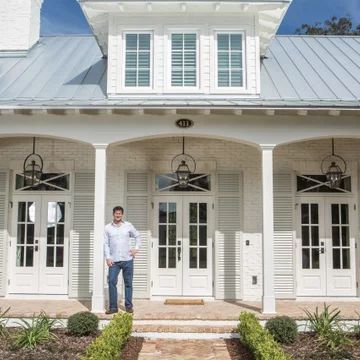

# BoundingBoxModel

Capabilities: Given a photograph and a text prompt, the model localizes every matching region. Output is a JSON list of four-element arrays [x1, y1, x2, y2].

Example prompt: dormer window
[[216, 32, 244, 89], [124, 32, 152, 88], [169, 32, 198, 90]]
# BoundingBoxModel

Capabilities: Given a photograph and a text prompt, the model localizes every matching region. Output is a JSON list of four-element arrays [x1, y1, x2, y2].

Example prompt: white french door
[[296, 197, 357, 296], [152, 196, 213, 296], [9, 195, 70, 295]]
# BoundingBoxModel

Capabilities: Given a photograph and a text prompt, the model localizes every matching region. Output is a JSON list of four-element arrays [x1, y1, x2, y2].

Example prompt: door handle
[[35, 239, 39, 252], [177, 240, 181, 261]]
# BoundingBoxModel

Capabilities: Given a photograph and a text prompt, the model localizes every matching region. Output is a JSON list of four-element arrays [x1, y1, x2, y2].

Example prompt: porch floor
[[1, 299, 360, 320]]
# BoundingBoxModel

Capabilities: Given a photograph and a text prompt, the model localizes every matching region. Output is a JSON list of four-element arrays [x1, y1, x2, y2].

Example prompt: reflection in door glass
[[301, 203, 319, 269]]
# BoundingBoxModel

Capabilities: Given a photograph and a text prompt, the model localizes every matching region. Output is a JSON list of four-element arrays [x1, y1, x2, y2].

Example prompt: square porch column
[[91, 144, 108, 313], [261, 144, 276, 314]]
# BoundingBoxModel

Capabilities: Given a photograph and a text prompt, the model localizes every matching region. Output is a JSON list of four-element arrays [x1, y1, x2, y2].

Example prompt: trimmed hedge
[[238, 312, 291, 360], [81, 312, 133, 360], [265, 316, 298, 344], [67, 311, 99, 336]]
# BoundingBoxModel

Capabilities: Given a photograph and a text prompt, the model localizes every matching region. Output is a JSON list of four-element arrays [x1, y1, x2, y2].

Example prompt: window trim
[[122, 30, 154, 91], [212, 30, 247, 94], [165, 27, 201, 93]]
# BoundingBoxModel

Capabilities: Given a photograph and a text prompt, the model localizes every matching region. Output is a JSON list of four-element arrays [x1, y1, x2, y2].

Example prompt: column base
[[91, 294, 105, 313], [262, 295, 276, 315]]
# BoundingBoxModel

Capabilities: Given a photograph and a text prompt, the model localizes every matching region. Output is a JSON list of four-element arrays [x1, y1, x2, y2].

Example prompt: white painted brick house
[[0, 0, 360, 314]]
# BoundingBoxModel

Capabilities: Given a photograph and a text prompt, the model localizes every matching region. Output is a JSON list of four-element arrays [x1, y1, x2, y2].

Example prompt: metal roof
[[0, 35, 360, 108]]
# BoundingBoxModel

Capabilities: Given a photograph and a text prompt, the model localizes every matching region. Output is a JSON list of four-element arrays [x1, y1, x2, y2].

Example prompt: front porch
[[1, 299, 360, 321]]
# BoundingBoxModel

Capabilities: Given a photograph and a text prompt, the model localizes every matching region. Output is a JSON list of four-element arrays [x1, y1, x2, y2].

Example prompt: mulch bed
[[226, 334, 360, 360], [121, 337, 144, 360], [0, 329, 96, 360]]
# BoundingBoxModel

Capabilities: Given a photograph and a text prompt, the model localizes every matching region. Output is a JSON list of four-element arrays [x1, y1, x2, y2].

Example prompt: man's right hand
[[106, 258, 113, 267]]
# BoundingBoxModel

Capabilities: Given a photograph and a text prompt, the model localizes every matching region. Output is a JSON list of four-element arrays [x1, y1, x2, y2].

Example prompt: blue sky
[[41, 0, 360, 35]]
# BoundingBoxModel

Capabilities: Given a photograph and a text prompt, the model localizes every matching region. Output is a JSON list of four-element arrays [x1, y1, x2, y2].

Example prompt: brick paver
[[138, 339, 231, 360]]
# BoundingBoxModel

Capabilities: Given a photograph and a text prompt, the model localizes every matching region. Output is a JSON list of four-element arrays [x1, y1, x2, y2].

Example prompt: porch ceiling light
[[171, 137, 196, 188], [23, 137, 44, 186], [321, 138, 347, 189]]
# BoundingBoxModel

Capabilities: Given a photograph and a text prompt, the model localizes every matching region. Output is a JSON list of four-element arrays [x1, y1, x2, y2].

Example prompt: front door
[[152, 196, 213, 296], [296, 197, 357, 296], [9, 195, 70, 294]]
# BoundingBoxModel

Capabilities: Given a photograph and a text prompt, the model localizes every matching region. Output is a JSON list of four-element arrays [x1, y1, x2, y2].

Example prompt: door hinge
[[151, 281, 153, 287]]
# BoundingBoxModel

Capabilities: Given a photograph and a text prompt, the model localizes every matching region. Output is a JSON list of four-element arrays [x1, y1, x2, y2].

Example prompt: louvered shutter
[[126, 172, 150, 298], [274, 173, 295, 298], [215, 173, 242, 299], [0, 172, 8, 296], [69, 173, 95, 298]]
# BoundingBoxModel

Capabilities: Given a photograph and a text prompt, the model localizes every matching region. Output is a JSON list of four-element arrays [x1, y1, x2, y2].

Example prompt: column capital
[[260, 144, 276, 151], [93, 143, 108, 150]]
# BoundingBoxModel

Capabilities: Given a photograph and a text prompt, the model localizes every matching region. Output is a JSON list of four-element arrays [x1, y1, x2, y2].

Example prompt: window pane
[[199, 225, 207, 246], [184, 34, 196, 49], [56, 246, 64, 267], [199, 248, 207, 269], [341, 226, 349, 247], [138, 34, 150, 50], [169, 203, 176, 223], [218, 52, 229, 68], [332, 226, 340, 247], [190, 225, 197, 246], [138, 52, 150, 68], [57, 224, 64, 245], [159, 203, 167, 223], [125, 70, 137, 87], [230, 34, 242, 50], [302, 248, 310, 269], [18, 202, 26, 222], [168, 225, 176, 246], [126, 34, 137, 50], [159, 247, 166, 268], [301, 204, 309, 224], [171, 70, 183, 86], [159, 225, 167, 246], [311, 226, 319, 246], [17, 224, 25, 244], [138, 70, 150, 86], [126, 52, 137, 68], [312, 248, 320, 269], [341, 204, 349, 224], [190, 248, 197, 268], [190, 203, 197, 223], [172, 34, 183, 50], [333, 248, 341, 269], [301, 226, 309, 246], [25, 246, 34, 267], [342, 249, 350, 269], [184, 70, 196, 86], [27, 224, 34, 244], [47, 247, 54, 267], [184, 52, 196, 67], [58, 202, 65, 222], [231, 70, 242, 86], [311, 204, 318, 224], [218, 70, 229, 87], [218, 34, 229, 50], [168, 248, 176, 268], [16, 246, 24, 267], [231, 52, 242, 68], [199, 203, 207, 223], [28, 202, 35, 222], [47, 226, 55, 245], [332, 204, 339, 224]]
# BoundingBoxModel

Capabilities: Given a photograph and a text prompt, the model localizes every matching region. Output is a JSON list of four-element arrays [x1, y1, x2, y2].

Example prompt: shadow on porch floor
[[1, 299, 360, 320]]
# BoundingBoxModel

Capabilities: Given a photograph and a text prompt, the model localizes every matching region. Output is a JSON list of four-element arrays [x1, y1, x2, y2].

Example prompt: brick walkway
[[138, 339, 231, 360]]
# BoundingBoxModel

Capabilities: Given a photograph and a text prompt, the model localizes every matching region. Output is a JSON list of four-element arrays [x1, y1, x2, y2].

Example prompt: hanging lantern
[[321, 139, 346, 189], [23, 137, 43, 186], [171, 137, 196, 188]]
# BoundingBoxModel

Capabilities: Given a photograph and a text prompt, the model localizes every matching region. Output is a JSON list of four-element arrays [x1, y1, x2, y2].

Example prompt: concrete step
[[133, 324, 237, 334]]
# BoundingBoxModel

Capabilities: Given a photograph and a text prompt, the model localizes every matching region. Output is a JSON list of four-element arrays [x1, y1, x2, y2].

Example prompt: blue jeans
[[108, 259, 133, 311]]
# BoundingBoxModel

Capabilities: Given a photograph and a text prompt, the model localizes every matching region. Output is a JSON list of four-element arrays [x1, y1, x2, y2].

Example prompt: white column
[[91, 144, 108, 313], [261, 144, 276, 314]]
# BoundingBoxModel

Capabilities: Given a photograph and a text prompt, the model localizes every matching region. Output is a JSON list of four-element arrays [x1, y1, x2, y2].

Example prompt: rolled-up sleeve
[[129, 223, 141, 250], [104, 228, 111, 259]]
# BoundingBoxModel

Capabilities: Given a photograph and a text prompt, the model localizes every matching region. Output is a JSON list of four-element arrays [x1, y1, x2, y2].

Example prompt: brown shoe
[[125, 307, 134, 314], [105, 309, 118, 315]]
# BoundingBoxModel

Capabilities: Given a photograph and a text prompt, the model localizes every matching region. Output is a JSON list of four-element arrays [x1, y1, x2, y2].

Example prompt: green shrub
[[0, 307, 10, 337], [265, 316, 298, 344], [67, 312, 99, 337], [238, 312, 291, 360], [81, 312, 132, 360], [13, 311, 58, 349]]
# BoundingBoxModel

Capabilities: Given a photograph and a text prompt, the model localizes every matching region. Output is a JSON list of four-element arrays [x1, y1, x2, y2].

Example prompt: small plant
[[13, 311, 58, 349], [319, 328, 351, 351], [0, 307, 10, 337], [304, 303, 341, 337], [67, 311, 99, 337], [265, 316, 298, 344]]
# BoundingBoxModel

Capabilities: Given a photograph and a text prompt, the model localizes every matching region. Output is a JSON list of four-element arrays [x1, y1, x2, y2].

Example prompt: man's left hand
[[129, 248, 139, 258]]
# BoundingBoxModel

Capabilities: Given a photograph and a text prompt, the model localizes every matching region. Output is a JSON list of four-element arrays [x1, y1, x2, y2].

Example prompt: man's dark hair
[[113, 206, 124, 214]]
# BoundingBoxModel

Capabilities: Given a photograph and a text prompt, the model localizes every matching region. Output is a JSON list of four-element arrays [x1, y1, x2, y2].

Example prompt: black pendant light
[[23, 137, 44, 186]]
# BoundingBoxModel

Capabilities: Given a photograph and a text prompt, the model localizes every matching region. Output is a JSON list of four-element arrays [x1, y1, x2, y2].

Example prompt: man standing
[[104, 206, 141, 314]]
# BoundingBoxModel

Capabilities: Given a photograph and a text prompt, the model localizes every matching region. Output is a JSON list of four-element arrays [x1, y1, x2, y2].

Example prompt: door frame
[[151, 193, 215, 298], [8, 193, 72, 296], [295, 193, 358, 297]]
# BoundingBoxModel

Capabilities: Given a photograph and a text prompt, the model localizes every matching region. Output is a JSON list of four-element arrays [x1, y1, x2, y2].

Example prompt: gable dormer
[[79, 0, 291, 98]]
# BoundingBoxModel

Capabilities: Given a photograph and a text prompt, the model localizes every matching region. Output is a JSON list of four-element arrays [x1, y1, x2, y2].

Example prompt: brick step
[[133, 324, 237, 333]]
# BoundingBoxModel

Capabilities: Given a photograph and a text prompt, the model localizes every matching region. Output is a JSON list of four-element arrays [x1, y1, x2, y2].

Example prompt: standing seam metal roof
[[0, 35, 359, 107]]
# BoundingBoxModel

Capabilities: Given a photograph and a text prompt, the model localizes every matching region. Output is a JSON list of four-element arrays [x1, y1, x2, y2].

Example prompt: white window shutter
[[274, 173, 295, 298], [126, 173, 150, 298], [215, 173, 242, 299], [69, 173, 95, 298], [0, 171, 8, 296]]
